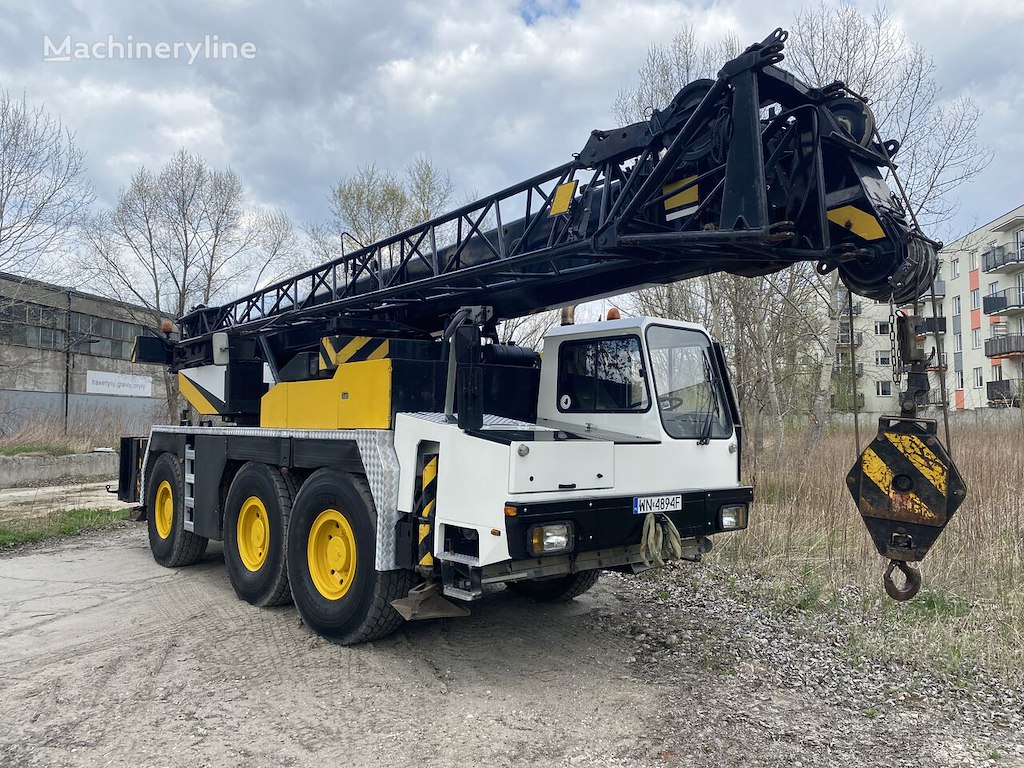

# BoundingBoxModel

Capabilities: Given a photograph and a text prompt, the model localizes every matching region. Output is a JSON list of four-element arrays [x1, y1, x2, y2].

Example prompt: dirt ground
[[1, 526, 1021, 768], [0, 481, 135, 523]]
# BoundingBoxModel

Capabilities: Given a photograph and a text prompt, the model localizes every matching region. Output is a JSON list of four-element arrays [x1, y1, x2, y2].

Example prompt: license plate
[[632, 494, 682, 515]]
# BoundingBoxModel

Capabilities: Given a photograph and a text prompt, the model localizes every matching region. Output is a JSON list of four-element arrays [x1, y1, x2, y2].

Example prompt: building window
[[953, 333, 962, 353], [972, 329, 982, 349], [874, 321, 891, 335], [951, 258, 960, 278], [952, 296, 961, 315], [0, 299, 145, 360], [970, 289, 980, 309], [876, 381, 893, 397], [992, 364, 1003, 381], [970, 251, 979, 271], [955, 370, 964, 390], [988, 281, 1000, 296], [1016, 229, 1024, 259], [875, 350, 891, 366], [973, 367, 984, 388]]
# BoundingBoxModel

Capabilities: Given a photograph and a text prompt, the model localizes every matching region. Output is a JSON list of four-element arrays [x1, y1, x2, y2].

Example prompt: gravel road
[[1, 526, 1021, 768]]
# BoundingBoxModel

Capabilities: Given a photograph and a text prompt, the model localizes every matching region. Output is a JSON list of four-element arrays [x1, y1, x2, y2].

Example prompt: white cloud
[[0, 0, 1016, 243]]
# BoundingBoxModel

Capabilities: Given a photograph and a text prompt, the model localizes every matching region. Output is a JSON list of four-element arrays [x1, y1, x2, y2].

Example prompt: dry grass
[[0, 410, 139, 456], [0, 507, 128, 548], [710, 420, 1024, 681]]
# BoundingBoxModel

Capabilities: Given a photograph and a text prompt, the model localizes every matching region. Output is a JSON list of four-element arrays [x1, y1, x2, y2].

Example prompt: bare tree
[[498, 310, 559, 350], [329, 164, 410, 249], [786, 3, 991, 231], [0, 90, 92, 277], [311, 156, 456, 281], [81, 150, 284, 416]]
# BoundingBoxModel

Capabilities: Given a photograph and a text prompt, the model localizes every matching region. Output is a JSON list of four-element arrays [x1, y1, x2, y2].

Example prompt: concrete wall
[[0, 451, 119, 488]]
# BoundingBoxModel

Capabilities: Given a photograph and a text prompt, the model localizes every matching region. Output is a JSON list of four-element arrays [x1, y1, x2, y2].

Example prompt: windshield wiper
[[697, 352, 716, 445]]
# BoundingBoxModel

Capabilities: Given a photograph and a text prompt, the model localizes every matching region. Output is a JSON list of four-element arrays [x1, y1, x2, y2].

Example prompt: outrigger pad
[[847, 417, 967, 562], [391, 581, 471, 621]]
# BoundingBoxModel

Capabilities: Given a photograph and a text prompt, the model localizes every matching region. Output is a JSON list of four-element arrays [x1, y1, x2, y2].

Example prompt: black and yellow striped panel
[[855, 430, 950, 528], [319, 335, 391, 371], [178, 371, 227, 416], [827, 205, 885, 241], [416, 455, 438, 568]]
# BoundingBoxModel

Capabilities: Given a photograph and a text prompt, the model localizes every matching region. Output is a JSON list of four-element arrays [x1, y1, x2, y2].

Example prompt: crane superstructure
[[119, 29, 964, 644]]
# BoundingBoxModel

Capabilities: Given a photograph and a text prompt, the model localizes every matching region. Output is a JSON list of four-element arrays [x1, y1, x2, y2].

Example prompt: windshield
[[645, 325, 731, 440]]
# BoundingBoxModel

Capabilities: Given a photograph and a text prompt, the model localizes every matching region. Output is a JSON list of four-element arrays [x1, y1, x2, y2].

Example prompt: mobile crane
[[119, 29, 965, 644]]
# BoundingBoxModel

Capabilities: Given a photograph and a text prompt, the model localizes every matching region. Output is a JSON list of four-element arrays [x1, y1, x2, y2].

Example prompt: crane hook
[[883, 559, 922, 601]]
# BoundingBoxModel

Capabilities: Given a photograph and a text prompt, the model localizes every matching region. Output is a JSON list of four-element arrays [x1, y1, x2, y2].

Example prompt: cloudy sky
[[1, 0, 1020, 246]]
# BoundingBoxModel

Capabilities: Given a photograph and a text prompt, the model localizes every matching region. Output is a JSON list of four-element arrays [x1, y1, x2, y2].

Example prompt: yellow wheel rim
[[237, 496, 270, 572], [154, 480, 174, 539], [307, 509, 356, 600]]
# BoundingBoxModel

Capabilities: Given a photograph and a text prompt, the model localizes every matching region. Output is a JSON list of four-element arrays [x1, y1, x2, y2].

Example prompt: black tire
[[223, 462, 296, 607], [287, 468, 415, 644], [147, 452, 208, 568], [506, 570, 600, 602]]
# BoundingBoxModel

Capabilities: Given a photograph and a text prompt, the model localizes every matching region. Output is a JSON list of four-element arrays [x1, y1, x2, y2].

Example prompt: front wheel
[[506, 570, 600, 602], [286, 469, 414, 644]]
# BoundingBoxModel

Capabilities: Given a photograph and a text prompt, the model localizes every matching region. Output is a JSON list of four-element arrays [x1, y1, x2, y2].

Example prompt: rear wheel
[[286, 469, 414, 644], [506, 570, 600, 602], [223, 462, 296, 607], [147, 452, 208, 567]]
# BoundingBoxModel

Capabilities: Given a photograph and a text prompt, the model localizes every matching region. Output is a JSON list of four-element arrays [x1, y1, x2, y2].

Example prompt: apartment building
[[943, 203, 1024, 411], [834, 202, 1024, 416]]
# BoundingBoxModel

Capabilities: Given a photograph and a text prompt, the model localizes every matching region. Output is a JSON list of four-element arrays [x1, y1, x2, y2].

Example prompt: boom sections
[[175, 28, 936, 367]]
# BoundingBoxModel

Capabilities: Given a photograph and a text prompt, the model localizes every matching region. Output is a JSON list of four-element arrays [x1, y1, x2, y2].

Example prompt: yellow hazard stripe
[[827, 205, 885, 241], [319, 337, 338, 371], [884, 433, 947, 495], [861, 447, 938, 522], [177, 372, 221, 415], [549, 180, 577, 216], [366, 340, 390, 361], [335, 336, 369, 363], [663, 176, 698, 210]]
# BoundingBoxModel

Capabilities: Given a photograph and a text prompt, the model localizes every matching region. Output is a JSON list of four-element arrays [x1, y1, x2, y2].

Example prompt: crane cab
[[536, 317, 740, 447]]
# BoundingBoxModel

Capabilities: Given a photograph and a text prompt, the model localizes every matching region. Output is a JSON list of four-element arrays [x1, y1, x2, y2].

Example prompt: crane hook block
[[846, 416, 967, 568]]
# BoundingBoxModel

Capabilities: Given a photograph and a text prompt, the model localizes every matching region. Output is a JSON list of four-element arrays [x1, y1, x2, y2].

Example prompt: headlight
[[528, 522, 574, 555], [719, 504, 748, 531]]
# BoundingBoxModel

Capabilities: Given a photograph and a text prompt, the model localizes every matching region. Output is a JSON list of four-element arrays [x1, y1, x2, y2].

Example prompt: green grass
[[0, 508, 128, 548], [0, 443, 76, 457]]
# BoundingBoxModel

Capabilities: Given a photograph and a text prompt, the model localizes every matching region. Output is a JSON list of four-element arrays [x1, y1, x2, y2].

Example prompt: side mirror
[[212, 332, 230, 366]]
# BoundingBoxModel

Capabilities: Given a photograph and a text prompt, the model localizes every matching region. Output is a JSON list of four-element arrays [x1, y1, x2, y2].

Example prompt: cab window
[[556, 335, 650, 413]]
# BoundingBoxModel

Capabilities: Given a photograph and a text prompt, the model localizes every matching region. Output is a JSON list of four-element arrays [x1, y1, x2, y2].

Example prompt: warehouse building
[[0, 272, 171, 434]]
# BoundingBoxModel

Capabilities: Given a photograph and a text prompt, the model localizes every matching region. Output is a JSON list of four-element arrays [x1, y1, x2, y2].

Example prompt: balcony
[[898, 280, 946, 308], [915, 317, 946, 336], [986, 379, 1021, 407], [832, 362, 864, 377], [984, 334, 1024, 358], [982, 287, 1024, 316], [982, 245, 1024, 274], [838, 301, 863, 316], [836, 331, 863, 347]]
